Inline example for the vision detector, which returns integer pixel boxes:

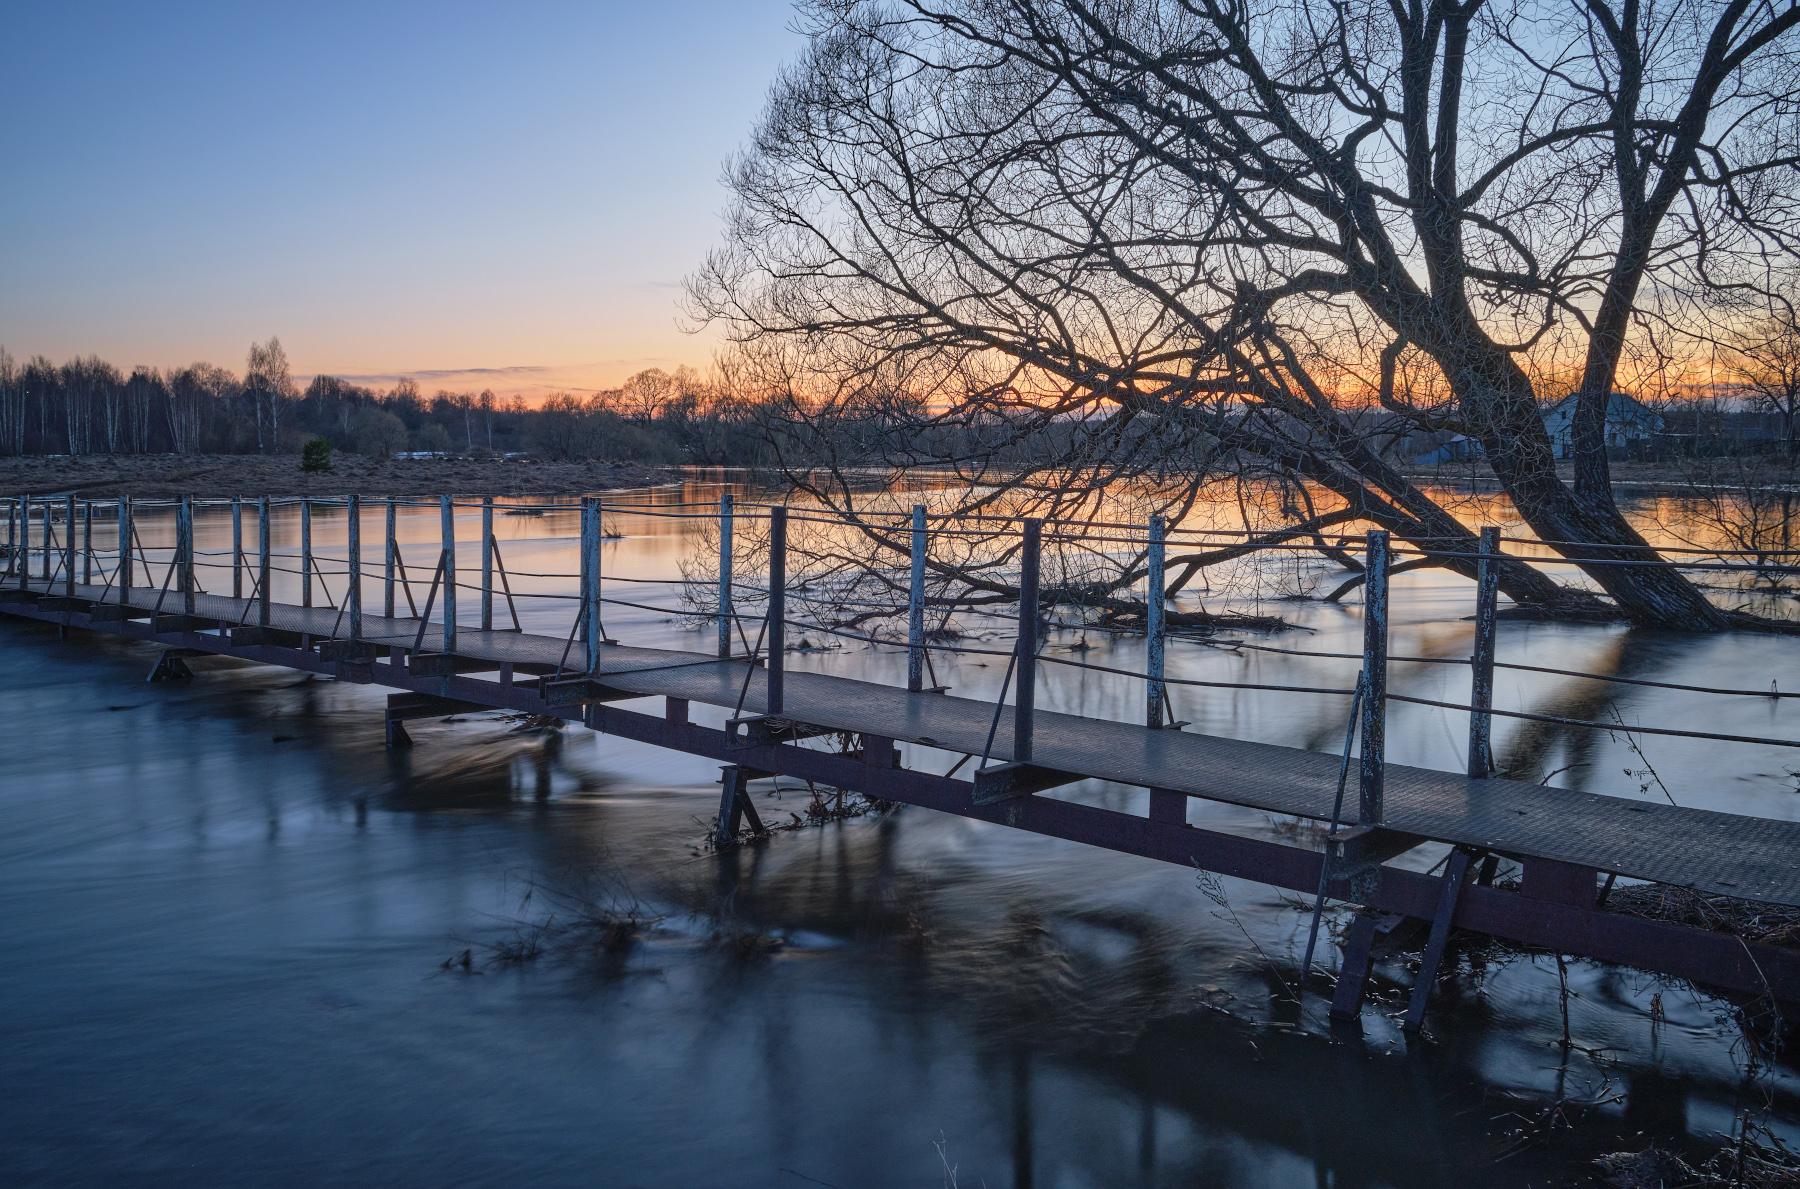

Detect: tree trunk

[1463,364,1727,629]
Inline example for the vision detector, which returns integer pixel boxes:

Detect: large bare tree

[1729,289,1800,461]
[691,0,1800,628]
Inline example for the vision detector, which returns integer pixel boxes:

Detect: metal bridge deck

[15,580,1800,907]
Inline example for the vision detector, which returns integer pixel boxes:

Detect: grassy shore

[0,454,678,498]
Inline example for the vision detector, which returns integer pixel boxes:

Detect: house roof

[1543,391,1663,426]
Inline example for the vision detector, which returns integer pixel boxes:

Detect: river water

[3,478,1798,1186]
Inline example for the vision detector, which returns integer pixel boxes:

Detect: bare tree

[618,368,679,423]
[58,356,118,456]
[166,362,234,455]
[692,0,1800,629]
[124,367,164,454]
[245,336,293,452]
[1729,295,1800,462]
[0,349,20,456]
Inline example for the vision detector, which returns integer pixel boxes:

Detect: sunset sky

[1,1,801,399]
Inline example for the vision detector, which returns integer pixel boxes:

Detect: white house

[1540,392,1664,459]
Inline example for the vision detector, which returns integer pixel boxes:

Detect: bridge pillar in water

[907,504,927,692]
[717,493,733,658]
[714,765,765,848]
[347,494,362,640]
[1358,530,1389,824]
[767,505,786,716]
[439,495,457,655]
[257,497,271,627]
[1467,526,1500,778]
[1013,518,1042,763]
[480,496,494,632]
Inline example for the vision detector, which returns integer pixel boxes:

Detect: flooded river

[3,477,1798,1186]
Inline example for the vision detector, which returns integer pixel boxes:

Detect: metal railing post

[63,493,76,596]
[1146,513,1166,728]
[300,500,313,608]
[15,497,27,590]
[581,496,602,672]
[117,497,131,605]
[257,496,271,627]
[81,499,93,585]
[1467,526,1500,779]
[384,498,397,619]
[39,499,50,581]
[347,494,362,639]
[440,495,457,654]
[1358,530,1390,824]
[3,497,14,579]
[1014,518,1042,763]
[907,503,927,692]
[231,496,243,600]
[480,496,494,632]
[767,505,786,716]
[177,495,194,614]
[717,492,733,658]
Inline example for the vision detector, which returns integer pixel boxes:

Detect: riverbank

[1403,457,1800,496]
[0,454,678,498]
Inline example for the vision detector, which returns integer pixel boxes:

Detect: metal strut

[713,765,767,848]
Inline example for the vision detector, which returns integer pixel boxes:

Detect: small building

[1409,433,1482,465]
[1541,392,1664,459]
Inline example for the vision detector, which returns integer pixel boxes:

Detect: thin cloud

[304,358,686,400]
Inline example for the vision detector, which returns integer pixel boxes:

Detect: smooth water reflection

[2,479,1798,1186]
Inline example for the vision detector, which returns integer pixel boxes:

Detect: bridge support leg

[1330,911,1404,1025]
[713,765,765,849]
[1403,847,1477,1034]
[147,648,196,683]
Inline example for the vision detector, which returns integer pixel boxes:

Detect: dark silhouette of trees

[691,0,1800,628]
[0,344,777,467]
[1729,294,1800,462]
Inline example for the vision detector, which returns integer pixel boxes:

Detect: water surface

[3,479,1798,1186]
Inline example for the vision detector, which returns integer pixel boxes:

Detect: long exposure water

[3,477,1799,1186]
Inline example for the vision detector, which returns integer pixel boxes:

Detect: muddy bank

[1403,457,1800,496]
[0,453,677,498]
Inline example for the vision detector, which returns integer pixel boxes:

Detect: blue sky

[0,0,803,395]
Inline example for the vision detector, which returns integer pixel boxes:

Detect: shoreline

[0,454,681,499]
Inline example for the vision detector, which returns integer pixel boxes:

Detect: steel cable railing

[4,496,1796,789]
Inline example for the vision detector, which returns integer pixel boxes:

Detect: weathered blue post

[1014,518,1042,763]
[347,494,362,639]
[440,495,457,655]
[39,500,51,581]
[231,496,243,600]
[16,497,29,590]
[383,498,397,619]
[63,493,76,596]
[907,504,927,692]
[1145,513,1166,728]
[767,505,786,716]
[717,492,733,658]
[116,497,131,605]
[581,496,602,673]
[177,495,194,614]
[257,496,271,627]
[1358,530,1390,824]
[81,499,93,585]
[300,500,313,608]
[1467,526,1500,779]
[480,496,494,632]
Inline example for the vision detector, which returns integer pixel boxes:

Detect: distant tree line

[0,338,780,466]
